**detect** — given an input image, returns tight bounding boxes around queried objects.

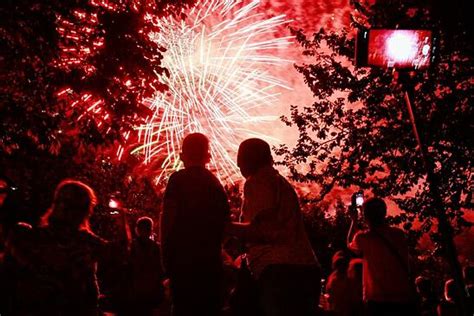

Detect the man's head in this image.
[444,279,457,301]
[362,197,387,228]
[415,276,433,297]
[237,138,273,178]
[135,216,154,239]
[180,133,210,167]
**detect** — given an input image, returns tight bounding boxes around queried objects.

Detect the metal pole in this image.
[403,91,426,163]
[403,89,469,315]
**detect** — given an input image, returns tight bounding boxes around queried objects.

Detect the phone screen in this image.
[355,29,435,69]
[368,29,432,69]
[355,193,364,207]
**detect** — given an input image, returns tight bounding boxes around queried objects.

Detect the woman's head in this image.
[237,138,273,178]
[44,180,97,231]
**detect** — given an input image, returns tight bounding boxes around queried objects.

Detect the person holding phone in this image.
[347,196,418,316]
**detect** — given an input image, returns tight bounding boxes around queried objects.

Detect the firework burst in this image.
[133,0,293,182]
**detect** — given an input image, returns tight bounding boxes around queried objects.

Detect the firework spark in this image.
[133,0,293,182]
[55,1,167,143]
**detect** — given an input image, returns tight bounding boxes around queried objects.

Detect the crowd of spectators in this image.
[0,135,472,316]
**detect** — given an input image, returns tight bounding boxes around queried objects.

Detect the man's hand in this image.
[348,205,359,221]
[347,202,359,246]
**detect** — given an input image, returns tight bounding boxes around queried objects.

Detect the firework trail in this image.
[133,0,293,182]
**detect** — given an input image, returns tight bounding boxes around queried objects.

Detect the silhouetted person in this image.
[0,176,11,313]
[0,176,25,314]
[0,178,9,238]
[437,279,461,316]
[463,265,474,311]
[326,251,353,316]
[347,197,417,316]
[415,276,438,316]
[124,216,164,315]
[0,176,20,251]
[161,133,230,316]
[227,138,320,316]
[6,180,106,316]
[347,258,364,315]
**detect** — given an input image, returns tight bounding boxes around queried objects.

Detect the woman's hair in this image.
[237,138,273,175]
[42,179,97,231]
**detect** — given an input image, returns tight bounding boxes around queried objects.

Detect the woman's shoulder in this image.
[7,222,35,246]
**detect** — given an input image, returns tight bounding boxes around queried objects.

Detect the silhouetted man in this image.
[161,133,230,316]
[126,217,164,316]
[347,197,417,316]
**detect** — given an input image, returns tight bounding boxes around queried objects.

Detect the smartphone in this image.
[355,192,364,207]
[355,29,436,69]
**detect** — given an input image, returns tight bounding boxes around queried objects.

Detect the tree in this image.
[300,198,352,276]
[276,0,472,312]
[0,0,194,217]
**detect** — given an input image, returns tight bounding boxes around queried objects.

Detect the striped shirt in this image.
[241,166,319,278]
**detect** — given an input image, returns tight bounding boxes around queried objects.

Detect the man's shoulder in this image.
[364,226,407,248]
[388,226,405,233]
[366,225,405,236]
[384,226,406,238]
[168,169,186,182]
[166,169,195,188]
[354,229,370,239]
[171,167,218,181]
[244,168,281,192]
[195,168,225,191]
[351,229,371,248]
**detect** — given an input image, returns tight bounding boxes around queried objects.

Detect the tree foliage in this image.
[0,0,194,219]
[276,0,473,239]
[1,0,193,155]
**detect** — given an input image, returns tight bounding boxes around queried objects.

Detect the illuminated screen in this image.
[368,29,432,69]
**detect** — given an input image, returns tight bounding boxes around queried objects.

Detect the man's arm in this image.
[347,205,359,249]
[225,178,282,243]
[225,221,264,242]
[227,212,297,245]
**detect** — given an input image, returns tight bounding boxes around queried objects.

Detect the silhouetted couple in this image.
[161,133,321,316]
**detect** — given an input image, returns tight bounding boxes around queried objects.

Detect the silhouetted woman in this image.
[227,138,321,316]
[7,180,106,316]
